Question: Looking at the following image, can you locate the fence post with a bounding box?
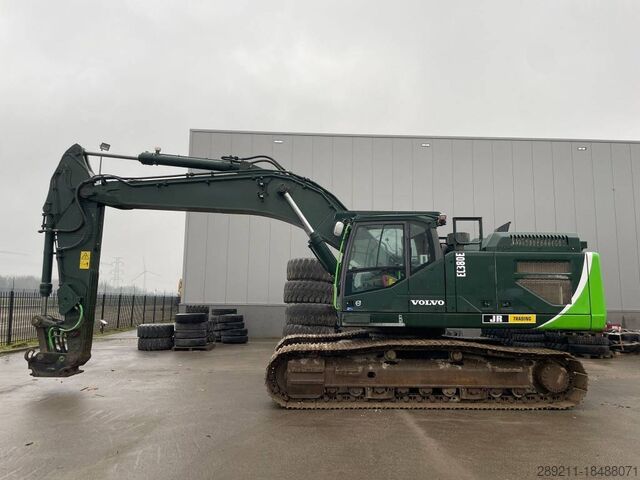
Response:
[116,293,122,329]
[152,296,156,323]
[100,292,106,319]
[6,290,15,345]
[130,294,135,327]
[142,295,147,324]
[161,295,166,322]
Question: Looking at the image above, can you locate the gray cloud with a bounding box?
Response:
[1,0,639,292]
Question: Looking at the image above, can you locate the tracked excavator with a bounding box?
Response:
[28,144,606,409]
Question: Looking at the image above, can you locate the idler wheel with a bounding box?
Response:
[537,361,570,393]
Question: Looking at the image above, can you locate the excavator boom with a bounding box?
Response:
[28,144,346,376]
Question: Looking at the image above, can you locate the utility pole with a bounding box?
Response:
[110,257,125,290]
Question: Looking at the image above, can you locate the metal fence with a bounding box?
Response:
[0,290,179,346]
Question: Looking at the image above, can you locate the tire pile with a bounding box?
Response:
[174,312,211,349]
[210,309,249,344]
[282,258,337,337]
[137,323,175,351]
[482,329,612,358]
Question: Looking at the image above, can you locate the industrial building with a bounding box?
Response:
[182,130,640,334]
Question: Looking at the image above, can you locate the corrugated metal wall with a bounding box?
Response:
[184,130,640,320]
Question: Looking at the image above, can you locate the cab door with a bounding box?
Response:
[407,222,446,313]
[340,223,408,319]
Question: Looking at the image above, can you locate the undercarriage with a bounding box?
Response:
[266,331,588,410]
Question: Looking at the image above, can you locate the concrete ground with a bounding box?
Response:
[1,332,639,480]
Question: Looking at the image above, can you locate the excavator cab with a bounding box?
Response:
[335,213,446,328]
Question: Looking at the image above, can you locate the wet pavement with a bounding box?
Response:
[1,331,639,480]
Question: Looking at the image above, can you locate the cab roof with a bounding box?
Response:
[335,211,441,224]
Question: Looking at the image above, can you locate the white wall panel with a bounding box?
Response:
[372,138,393,211]
[412,140,434,211]
[352,137,374,210]
[432,139,454,235]
[392,138,413,210]
[532,141,556,232]
[492,140,515,230]
[592,143,622,310]
[511,141,535,232]
[571,143,598,252]
[552,142,577,232]
[471,140,494,231]
[611,144,640,310]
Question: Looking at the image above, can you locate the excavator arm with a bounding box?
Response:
[27,144,347,377]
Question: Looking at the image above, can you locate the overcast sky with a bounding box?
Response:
[1,0,639,293]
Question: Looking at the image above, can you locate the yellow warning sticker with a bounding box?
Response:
[79,251,91,270]
[508,314,536,324]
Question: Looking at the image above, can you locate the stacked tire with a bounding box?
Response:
[211,312,248,344]
[282,258,337,337]
[185,304,209,314]
[208,308,237,343]
[137,323,174,351]
[566,333,611,357]
[481,328,545,348]
[174,313,209,349]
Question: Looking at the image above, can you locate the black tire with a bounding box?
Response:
[285,304,337,327]
[175,331,209,339]
[223,328,248,336]
[137,323,174,338]
[511,333,545,343]
[483,328,509,338]
[282,324,334,336]
[214,333,222,342]
[174,337,207,347]
[511,341,546,348]
[544,331,569,343]
[287,258,333,283]
[185,305,209,314]
[174,322,207,332]
[221,335,248,344]
[283,280,333,304]
[567,333,609,345]
[621,332,640,343]
[568,344,611,356]
[211,308,237,315]
[138,337,174,351]
[508,329,542,336]
[175,313,208,324]
[217,314,244,324]
[214,321,245,331]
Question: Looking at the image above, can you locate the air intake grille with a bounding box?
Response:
[517,278,572,305]
[510,234,569,248]
[516,261,571,274]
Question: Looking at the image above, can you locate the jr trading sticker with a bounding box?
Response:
[482,314,536,324]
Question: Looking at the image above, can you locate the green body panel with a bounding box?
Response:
[339,225,606,332]
[587,253,607,330]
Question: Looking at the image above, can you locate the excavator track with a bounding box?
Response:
[266,333,588,410]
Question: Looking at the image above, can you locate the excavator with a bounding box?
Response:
[27,143,606,409]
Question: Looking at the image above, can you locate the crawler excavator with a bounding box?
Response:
[27,144,606,409]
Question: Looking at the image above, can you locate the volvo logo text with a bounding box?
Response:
[411,299,445,306]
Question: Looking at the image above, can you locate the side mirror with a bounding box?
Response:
[333,221,345,237]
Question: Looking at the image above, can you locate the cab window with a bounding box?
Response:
[409,222,434,273]
[345,224,405,295]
